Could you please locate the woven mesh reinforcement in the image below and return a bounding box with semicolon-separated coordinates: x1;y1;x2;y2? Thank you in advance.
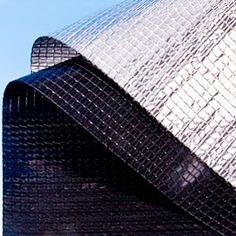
3;0;236;235
33;0;236;187
4;57;236;235
4;78;215;235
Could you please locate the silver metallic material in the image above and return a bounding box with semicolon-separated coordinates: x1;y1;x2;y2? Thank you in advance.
32;0;236;187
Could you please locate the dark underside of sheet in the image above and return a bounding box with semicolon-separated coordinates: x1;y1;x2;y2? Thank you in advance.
3;57;235;235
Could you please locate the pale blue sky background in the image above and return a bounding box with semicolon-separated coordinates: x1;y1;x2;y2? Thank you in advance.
0;0;123;234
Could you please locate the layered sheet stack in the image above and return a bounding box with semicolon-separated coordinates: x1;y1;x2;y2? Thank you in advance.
3;0;236;235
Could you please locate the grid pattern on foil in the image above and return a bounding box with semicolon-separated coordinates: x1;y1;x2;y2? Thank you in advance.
32;0;236;187
4;75;215;235
9;0;234;234
15;57;235;235
31;36;78;72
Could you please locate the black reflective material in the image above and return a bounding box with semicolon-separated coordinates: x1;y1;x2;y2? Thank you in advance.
3;57;235;235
